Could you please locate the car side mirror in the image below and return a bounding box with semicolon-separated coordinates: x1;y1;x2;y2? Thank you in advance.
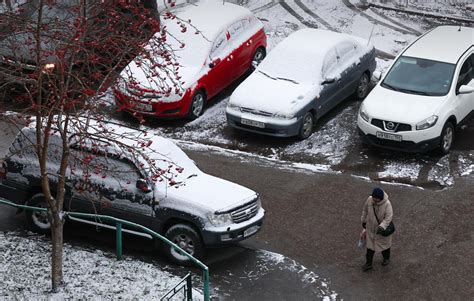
322;77;336;85
209;58;221;68
458;85;474;95
373;71;382;81
136;179;152;193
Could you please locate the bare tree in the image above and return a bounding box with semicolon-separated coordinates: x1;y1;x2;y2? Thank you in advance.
0;0;189;292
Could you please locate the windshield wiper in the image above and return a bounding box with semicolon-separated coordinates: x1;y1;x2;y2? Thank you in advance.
258;70;277;81
398;89;430;96
381;82;401;92
276;77;299;84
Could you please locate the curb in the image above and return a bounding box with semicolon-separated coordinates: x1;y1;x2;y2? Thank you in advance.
367;3;473;25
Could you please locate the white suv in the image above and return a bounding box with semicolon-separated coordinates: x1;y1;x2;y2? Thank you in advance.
358;26;474;154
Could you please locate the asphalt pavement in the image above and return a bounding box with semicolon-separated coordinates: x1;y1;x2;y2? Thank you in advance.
186;148;474;300
0;120;473;300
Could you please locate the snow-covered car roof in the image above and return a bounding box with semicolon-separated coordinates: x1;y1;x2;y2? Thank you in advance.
18;119;200;184
257;28;372;85
162;0;255;66
121;0;257;98
402;26;473;64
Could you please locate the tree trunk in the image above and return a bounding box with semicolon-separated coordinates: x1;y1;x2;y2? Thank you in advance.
50;213;64;292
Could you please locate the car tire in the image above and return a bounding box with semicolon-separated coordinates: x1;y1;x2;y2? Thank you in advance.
298;112;314;140
355;73;370;100
164;223;205;266
438;122;454;155
187;90;206;120
25;193;51;235
251;47;266;70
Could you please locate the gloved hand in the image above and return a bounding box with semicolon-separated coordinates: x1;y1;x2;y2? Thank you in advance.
362;222;366;229
376;226;384;235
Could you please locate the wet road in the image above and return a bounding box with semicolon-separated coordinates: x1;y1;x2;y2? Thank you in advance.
1;120;473;299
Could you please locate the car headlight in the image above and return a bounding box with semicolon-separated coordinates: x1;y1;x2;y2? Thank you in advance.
208;213;233;227
359;103;370;122
416;115;438;130
42;63;55;73
227;102;240;110
273;113;294;119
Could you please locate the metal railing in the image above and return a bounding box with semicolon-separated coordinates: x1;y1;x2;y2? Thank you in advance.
0;198;210;300
160;273;193;301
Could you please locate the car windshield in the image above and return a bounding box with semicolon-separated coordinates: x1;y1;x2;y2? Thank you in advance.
382;56;455;96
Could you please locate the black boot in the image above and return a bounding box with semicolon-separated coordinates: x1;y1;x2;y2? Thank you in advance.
382;248;390;266
363;249;374;271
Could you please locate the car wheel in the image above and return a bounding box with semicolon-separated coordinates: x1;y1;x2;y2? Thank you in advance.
438;122;454;155
25;193;51;234
187;90;206;120
164;223;205;266
251;47;266;70
355;73;370;100
298;112;314;140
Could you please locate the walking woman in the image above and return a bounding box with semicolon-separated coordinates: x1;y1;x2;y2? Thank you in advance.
361;187;393;271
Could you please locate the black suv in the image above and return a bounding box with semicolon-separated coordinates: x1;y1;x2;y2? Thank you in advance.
0;124;264;264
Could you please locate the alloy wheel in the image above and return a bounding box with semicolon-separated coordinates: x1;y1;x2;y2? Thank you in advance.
171;234;195;261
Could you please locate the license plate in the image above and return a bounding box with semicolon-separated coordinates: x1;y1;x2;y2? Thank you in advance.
244;225;259;237
241;118;265;128
134;102;153;112
376;131;402;142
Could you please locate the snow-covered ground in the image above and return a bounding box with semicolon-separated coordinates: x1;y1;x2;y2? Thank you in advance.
106;0;473;189
0;232;203;300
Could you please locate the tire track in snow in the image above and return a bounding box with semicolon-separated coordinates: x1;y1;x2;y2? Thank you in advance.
341;0;415;35
368;7;422;36
251;0;279;14
278;1;319;28
279;0;394;59
294;0;337;31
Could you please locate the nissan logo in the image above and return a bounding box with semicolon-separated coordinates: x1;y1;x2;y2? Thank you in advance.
386;122;395;130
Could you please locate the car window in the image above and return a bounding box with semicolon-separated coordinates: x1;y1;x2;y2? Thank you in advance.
322;49;339;78
69;147;141;189
457;54;473;89
336;41;357;65
210;30;230;59
229;20;245;38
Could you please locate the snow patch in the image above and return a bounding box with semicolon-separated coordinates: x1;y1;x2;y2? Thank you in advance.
0;232;203;300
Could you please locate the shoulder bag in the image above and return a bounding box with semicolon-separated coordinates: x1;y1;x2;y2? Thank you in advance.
373;205;395;236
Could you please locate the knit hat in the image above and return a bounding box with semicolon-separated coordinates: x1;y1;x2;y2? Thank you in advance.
372;187;384;200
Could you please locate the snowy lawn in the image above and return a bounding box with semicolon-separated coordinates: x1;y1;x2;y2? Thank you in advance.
0;232;203;300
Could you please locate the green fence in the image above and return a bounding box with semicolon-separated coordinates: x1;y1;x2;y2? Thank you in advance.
0;198;210;300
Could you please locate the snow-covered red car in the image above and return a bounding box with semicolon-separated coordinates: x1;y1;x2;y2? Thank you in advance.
0;122;264;265
114;1;267;119
226;28;376;139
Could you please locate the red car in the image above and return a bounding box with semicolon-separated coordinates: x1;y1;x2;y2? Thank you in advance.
115;1;267;119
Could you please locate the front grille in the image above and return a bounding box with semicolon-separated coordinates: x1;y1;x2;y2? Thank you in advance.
230;199;259;223
241;107;273;117
371;119;412;132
